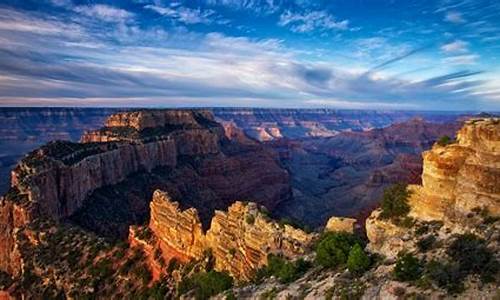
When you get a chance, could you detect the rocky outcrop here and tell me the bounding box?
[0,199,27,276]
[366,118,500,257]
[147,190,313,281]
[365,211,408,258]
[410,118,500,221]
[104,110,215,131]
[0,108,119,194]
[325,216,357,233]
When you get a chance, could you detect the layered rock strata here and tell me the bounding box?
[0,109,292,277]
[147,190,313,281]
[409,118,500,220]
[8,110,222,223]
[367,118,500,256]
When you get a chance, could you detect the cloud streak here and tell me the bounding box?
[278,10,349,33]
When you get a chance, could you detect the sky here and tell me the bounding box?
[0,0,499,111]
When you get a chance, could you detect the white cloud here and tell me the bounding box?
[441,40,468,53]
[0,6,496,111]
[205,0,281,14]
[145,5,216,24]
[279,10,349,33]
[445,11,465,23]
[74,4,134,23]
[49,0,72,7]
[444,54,479,65]
[0,8,82,37]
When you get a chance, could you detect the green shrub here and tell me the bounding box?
[393,253,422,281]
[245,214,255,225]
[379,184,411,220]
[437,135,454,146]
[447,234,498,283]
[315,231,363,269]
[178,270,233,300]
[167,258,179,274]
[416,235,436,252]
[0,270,13,289]
[146,281,170,300]
[425,260,464,294]
[394,216,415,228]
[347,244,371,275]
[264,255,311,283]
[225,291,236,300]
[134,264,152,285]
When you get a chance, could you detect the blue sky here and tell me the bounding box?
[0,0,499,110]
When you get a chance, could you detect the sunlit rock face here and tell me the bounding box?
[366,118,500,258]
[325,216,357,233]
[148,190,313,281]
[411,118,500,220]
[365,210,407,258]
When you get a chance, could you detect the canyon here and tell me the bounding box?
[0,108,497,299]
[271,117,462,226]
[221,117,500,299]
[0,109,290,279]
[0,108,464,194]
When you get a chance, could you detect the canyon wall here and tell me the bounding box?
[410,118,500,220]
[273,118,462,226]
[0,109,292,277]
[8,110,223,222]
[145,190,313,281]
[213,108,464,141]
[367,118,500,257]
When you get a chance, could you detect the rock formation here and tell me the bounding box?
[325,216,357,233]
[0,109,292,278]
[214,108,464,141]
[366,118,500,257]
[144,190,313,281]
[0,107,119,194]
[409,118,500,221]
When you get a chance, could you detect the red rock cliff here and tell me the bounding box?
[146,190,313,281]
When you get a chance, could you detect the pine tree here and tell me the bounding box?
[347,244,370,275]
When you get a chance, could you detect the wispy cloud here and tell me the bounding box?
[443,54,479,65]
[74,4,134,23]
[441,40,468,53]
[445,11,465,23]
[0,2,498,111]
[278,10,349,33]
[145,5,217,25]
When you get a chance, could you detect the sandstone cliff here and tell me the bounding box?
[366,118,500,257]
[8,110,223,222]
[144,190,313,281]
[409,118,500,221]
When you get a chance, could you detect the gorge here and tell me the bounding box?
[0,108,498,299]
